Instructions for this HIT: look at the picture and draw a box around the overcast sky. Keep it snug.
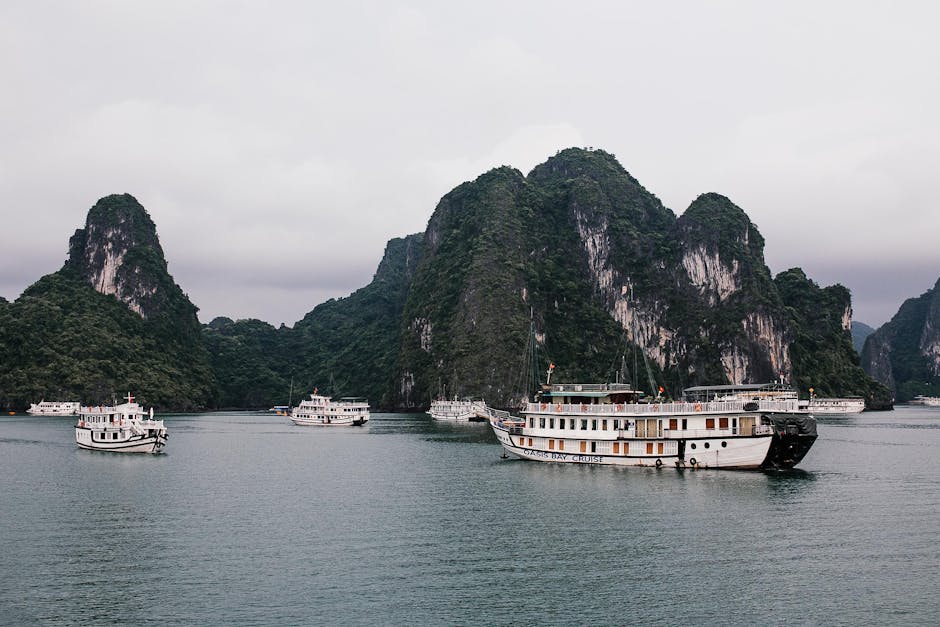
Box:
[2,1,938,328]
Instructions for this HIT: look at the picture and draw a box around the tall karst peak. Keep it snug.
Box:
[66,193,176,319]
[676,193,769,307]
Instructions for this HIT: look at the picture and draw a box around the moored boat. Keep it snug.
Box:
[290,392,369,426]
[428,398,487,422]
[803,397,865,414]
[27,400,80,416]
[74,394,167,453]
[488,381,817,470]
[910,396,940,407]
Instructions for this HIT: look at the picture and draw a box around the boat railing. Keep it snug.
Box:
[526,399,803,415]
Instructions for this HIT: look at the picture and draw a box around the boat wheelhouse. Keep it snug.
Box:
[27,400,80,416]
[290,393,369,426]
[428,398,487,422]
[74,394,167,453]
[489,382,816,469]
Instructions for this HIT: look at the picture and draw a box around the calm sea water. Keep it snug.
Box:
[1,407,939,626]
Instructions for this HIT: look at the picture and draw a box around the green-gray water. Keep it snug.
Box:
[1,408,938,625]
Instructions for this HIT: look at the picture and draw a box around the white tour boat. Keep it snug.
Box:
[428,397,488,422]
[74,394,167,453]
[290,392,369,426]
[685,382,865,415]
[27,400,80,416]
[910,396,940,407]
[803,397,865,414]
[488,380,817,470]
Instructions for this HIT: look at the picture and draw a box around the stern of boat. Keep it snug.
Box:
[761,413,818,469]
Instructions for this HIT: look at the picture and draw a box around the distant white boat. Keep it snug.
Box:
[74,394,167,453]
[290,392,369,426]
[27,400,80,416]
[802,397,865,414]
[911,396,940,407]
[428,398,487,422]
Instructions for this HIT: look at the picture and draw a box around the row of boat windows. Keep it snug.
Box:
[519,438,728,454]
[529,416,737,431]
[93,432,124,441]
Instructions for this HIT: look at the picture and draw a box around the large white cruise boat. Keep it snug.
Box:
[290,392,369,426]
[488,381,817,470]
[74,394,167,453]
[428,398,487,422]
[911,396,940,407]
[27,400,80,416]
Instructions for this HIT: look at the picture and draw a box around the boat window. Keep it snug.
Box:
[705,418,715,429]
[718,417,728,429]
[579,441,586,453]
[613,420,619,429]
[682,419,688,430]
[590,441,596,453]
[528,417,534,428]
[691,443,697,449]
[549,418,555,429]
[669,418,678,431]
[580,419,587,430]
[646,442,653,454]
[539,417,545,428]
[558,440,565,451]
[704,442,710,449]
[721,441,727,448]
[591,419,597,430]
[601,420,607,431]
[569,419,575,430]
[613,442,620,454]
[559,419,564,430]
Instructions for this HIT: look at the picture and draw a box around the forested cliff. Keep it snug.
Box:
[861,277,940,402]
[0,194,214,410]
[395,148,887,409]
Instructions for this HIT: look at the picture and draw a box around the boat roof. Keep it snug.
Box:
[683,383,794,393]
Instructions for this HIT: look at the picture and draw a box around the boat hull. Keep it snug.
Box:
[290,417,368,426]
[75,427,167,453]
[490,421,772,469]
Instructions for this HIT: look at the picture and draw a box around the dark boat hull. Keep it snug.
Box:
[761,413,818,469]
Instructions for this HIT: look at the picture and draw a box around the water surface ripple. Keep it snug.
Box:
[1,408,938,625]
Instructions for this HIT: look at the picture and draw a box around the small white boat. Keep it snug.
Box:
[911,396,940,407]
[290,392,369,426]
[802,397,865,414]
[74,394,167,453]
[27,400,80,416]
[428,398,487,422]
